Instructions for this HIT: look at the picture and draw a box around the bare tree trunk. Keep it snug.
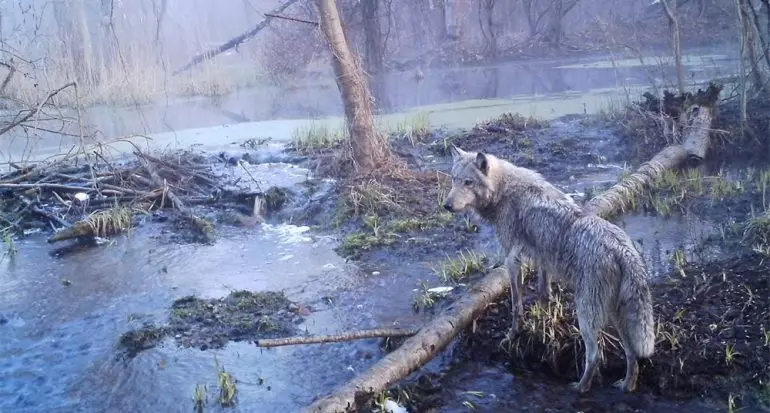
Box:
[661,0,686,94]
[302,83,723,413]
[362,0,384,75]
[443,0,461,40]
[479,0,498,58]
[316,0,389,171]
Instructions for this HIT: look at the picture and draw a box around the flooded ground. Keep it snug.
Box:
[0,169,427,412]
[1,49,766,413]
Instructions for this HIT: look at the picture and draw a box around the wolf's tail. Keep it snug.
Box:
[616,245,656,358]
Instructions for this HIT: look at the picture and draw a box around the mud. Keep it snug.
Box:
[118,290,306,358]
[285,93,770,412]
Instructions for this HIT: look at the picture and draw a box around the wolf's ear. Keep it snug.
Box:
[474,152,489,175]
[449,144,466,163]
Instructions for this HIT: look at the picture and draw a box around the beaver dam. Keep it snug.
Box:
[1,85,768,412]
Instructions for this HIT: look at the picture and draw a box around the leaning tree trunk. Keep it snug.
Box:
[316,0,389,171]
[302,82,723,413]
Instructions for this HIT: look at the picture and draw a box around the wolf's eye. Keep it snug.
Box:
[463,179,473,186]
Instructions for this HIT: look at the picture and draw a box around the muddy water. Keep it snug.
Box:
[0,160,427,413]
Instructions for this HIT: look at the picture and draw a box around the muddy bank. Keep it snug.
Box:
[284,91,770,411]
[118,290,308,358]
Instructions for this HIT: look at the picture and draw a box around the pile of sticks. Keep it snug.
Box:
[0,148,221,244]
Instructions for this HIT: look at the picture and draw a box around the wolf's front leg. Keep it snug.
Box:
[505,249,524,335]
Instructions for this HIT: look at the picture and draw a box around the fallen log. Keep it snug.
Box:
[584,83,721,219]
[303,82,724,413]
[255,328,418,348]
[172,0,301,75]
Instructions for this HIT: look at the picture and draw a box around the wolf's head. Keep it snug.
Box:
[443,145,496,213]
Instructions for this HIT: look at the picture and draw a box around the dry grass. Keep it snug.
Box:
[6,54,257,108]
[86,205,136,238]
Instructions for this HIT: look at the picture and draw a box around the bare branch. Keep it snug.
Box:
[0,82,76,137]
[255,328,418,348]
[263,13,318,26]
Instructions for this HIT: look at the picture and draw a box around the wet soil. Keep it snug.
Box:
[118,290,307,358]
[285,94,770,412]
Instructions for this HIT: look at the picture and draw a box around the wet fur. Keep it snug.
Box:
[443,145,656,393]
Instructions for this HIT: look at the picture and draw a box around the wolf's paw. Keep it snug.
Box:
[613,379,636,393]
[569,381,591,394]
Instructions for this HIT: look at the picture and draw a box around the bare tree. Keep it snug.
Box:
[361,0,384,75]
[661,0,686,94]
[479,0,498,58]
[316,0,390,171]
[521,0,580,48]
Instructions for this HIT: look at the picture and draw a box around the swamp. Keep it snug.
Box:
[1,1,769,413]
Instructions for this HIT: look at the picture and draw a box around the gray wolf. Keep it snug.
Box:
[442,145,655,393]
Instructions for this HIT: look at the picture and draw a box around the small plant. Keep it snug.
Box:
[193,384,207,412]
[1,227,17,258]
[433,250,488,283]
[214,357,237,407]
[385,111,431,146]
[724,343,740,366]
[670,248,688,277]
[291,121,346,153]
[86,205,135,238]
[412,280,437,310]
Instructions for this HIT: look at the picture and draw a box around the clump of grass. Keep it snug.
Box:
[724,342,741,366]
[291,121,346,154]
[337,231,397,258]
[479,112,549,131]
[87,205,135,237]
[670,248,688,277]
[344,179,401,219]
[387,212,454,233]
[193,384,207,412]
[433,250,488,283]
[1,227,17,258]
[709,171,744,201]
[215,359,237,407]
[384,111,431,146]
[412,281,437,311]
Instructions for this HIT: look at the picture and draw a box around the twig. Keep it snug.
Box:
[256,328,418,348]
[17,195,71,229]
[0,182,93,192]
[135,150,214,242]
[263,13,318,26]
[0,82,76,136]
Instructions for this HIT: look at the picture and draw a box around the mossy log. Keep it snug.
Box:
[47,220,94,243]
[303,82,723,413]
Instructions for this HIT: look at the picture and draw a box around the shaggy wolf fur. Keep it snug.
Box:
[443,145,655,393]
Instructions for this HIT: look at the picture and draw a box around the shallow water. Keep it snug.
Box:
[0,48,737,163]
[0,49,741,412]
[0,159,430,413]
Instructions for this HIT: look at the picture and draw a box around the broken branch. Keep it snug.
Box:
[256,328,418,348]
[172,0,301,75]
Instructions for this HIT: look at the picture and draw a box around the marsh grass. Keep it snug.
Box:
[433,250,489,283]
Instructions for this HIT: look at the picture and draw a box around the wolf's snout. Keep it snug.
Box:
[443,202,453,211]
